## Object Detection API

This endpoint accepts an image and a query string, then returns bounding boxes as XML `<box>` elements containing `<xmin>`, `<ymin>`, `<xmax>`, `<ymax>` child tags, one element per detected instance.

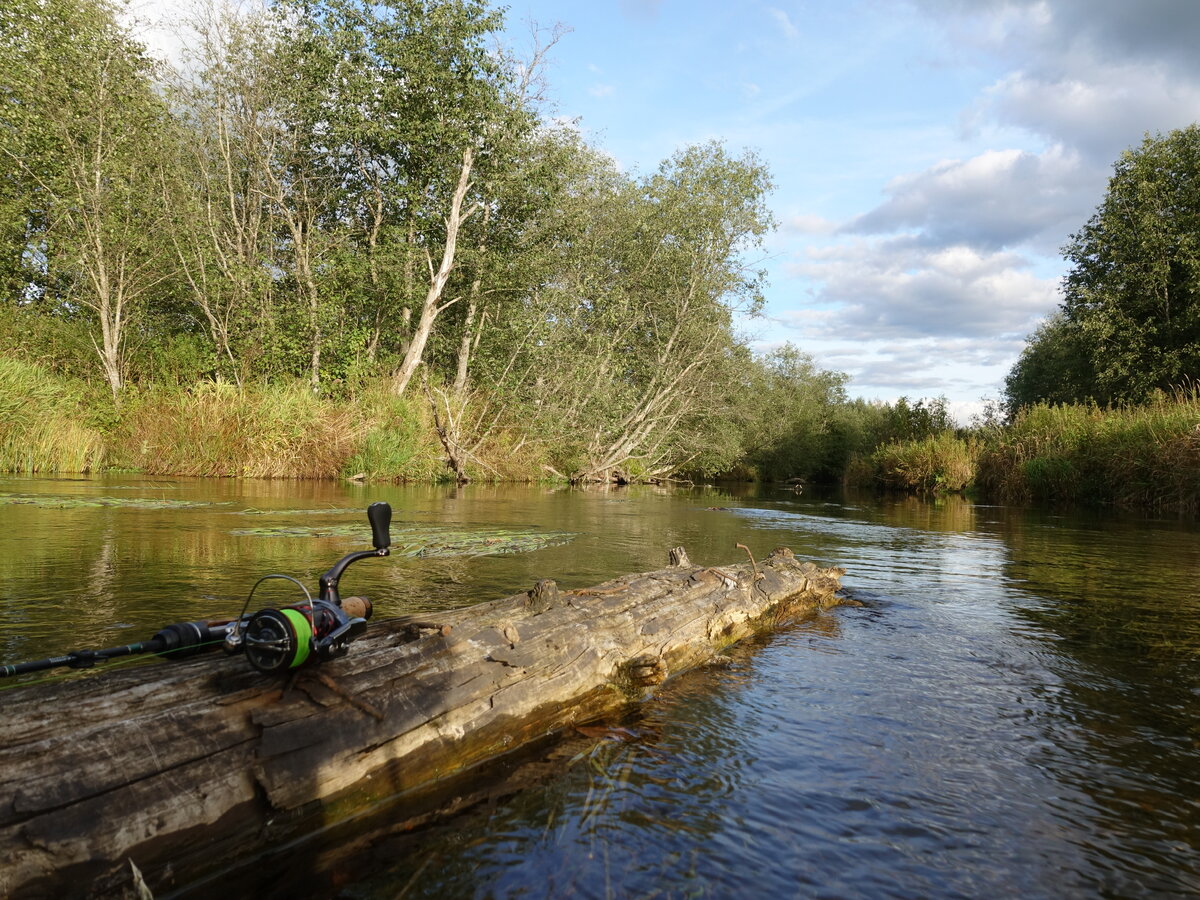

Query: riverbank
<box><xmin>6</xmin><ymin>354</ymin><xmax>1199</xmax><ymax>511</ymax></box>
<box><xmin>0</xmin><ymin>357</ymin><xmax>532</xmax><ymax>482</ymax></box>
<box><xmin>850</xmin><ymin>391</ymin><xmax>1200</xmax><ymax>514</ymax></box>
<box><xmin>0</xmin><ymin>353</ymin><xmax>891</xmax><ymax>486</ymax></box>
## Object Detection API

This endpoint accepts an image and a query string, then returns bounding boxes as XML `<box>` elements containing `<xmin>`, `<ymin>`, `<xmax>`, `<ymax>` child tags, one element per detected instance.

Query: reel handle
<box><xmin>368</xmin><ymin>501</ymin><xmax>392</xmax><ymax>550</ymax></box>
<box><xmin>318</xmin><ymin>502</ymin><xmax>392</xmax><ymax>607</ymax></box>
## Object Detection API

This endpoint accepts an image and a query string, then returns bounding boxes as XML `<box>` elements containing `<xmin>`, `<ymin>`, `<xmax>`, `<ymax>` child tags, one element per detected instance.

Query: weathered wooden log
<box><xmin>0</xmin><ymin>547</ymin><xmax>844</xmax><ymax>898</ymax></box>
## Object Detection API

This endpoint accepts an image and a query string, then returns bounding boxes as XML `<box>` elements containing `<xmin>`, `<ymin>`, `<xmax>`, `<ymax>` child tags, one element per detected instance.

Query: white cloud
<box><xmin>784</xmin><ymin>214</ymin><xmax>839</xmax><ymax>235</ymax></box>
<box><xmin>786</xmin><ymin>239</ymin><xmax>1056</xmax><ymax>341</ymax></box>
<box><xmin>767</xmin><ymin>7</ymin><xmax>800</xmax><ymax>40</ymax></box>
<box><xmin>772</xmin><ymin>0</ymin><xmax>1200</xmax><ymax>403</ymax></box>
<box><xmin>588</xmin><ymin>83</ymin><xmax>615</xmax><ymax>98</ymax></box>
<box><xmin>846</xmin><ymin>144</ymin><xmax>1099</xmax><ymax>253</ymax></box>
<box><xmin>984</xmin><ymin>66</ymin><xmax>1200</xmax><ymax>162</ymax></box>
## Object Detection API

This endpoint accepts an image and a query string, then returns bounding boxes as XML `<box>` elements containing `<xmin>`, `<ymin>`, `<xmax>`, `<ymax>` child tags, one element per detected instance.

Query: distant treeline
<box><xmin>0</xmin><ymin>0</ymin><xmax>946</xmax><ymax>484</ymax></box>
<box><xmin>3</xmin><ymin>0</ymin><xmax>1196</xmax><ymax>502</ymax></box>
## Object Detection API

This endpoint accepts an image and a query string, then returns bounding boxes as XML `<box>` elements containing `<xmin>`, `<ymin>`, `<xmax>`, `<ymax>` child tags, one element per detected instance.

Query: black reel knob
<box><xmin>243</xmin><ymin>608</ymin><xmax>313</xmax><ymax>674</ymax></box>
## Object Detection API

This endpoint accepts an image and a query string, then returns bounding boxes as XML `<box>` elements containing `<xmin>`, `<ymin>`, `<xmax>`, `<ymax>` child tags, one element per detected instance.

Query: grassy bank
<box><xmin>0</xmin><ymin>360</ymin><xmax>469</xmax><ymax>481</ymax></box>
<box><xmin>0</xmin><ymin>356</ymin><xmax>107</xmax><ymax>473</ymax></box>
<box><xmin>5</xmin><ymin>355</ymin><xmax>1198</xmax><ymax>512</ymax></box>
<box><xmin>975</xmin><ymin>393</ymin><xmax>1200</xmax><ymax>511</ymax></box>
<box><xmin>851</xmin><ymin>392</ymin><xmax>1200</xmax><ymax>513</ymax></box>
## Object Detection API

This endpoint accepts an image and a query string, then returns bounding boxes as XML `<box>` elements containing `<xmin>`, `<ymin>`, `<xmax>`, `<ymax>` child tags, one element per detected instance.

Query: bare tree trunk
<box><xmin>392</xmin><ymin>148</ymin><xmax>476</xmax><ymax>397</ymax></box>
<box><xmin>453</xmin><ymin>208</ymin><xmax>489</xmax><ymax>394</ymax></box>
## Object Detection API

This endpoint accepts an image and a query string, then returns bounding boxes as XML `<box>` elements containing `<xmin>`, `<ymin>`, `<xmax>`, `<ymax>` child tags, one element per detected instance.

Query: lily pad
<box><xmin>229</xmin><ymin>523</ymin><xmax>577</xmax><ymax>557</ymax></box>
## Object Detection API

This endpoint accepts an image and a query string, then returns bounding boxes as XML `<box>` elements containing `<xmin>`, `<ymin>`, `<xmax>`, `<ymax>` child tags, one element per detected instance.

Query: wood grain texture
<box><xmin>0</xmin><ymin>547</ymin><xmax>844</xmax><ymax>898</ymax></box>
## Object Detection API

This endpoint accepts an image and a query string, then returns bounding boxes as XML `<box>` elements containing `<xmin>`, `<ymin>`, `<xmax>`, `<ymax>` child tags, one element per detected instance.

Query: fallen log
<box><xmin>0</xmin><ymin>546</ymin><xmax>844</xmax><ymax>899</ymax></box>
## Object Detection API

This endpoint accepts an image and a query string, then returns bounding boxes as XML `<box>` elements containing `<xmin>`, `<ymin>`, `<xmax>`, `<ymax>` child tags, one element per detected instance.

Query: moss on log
<box><xmin>0</xmin><ymin>547</ymin><xmax>844</xmax><ymax>898</ymax></box>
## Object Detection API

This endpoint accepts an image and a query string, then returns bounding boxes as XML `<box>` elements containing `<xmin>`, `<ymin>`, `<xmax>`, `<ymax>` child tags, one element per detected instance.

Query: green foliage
<box><xmin>341</xmin><ymin>391</ymin><xmax>446</xmax><ymax>482</ymax></box>
<box><xmin>859</xmin><ymin>433</ymin><xmax>978</xmax><ymax>494</ymax></box>
<box><xmin>1008</xmin><ymin>125</ymin><xmax>1200</xmax><ymax>409</ymax></box>
<box><xmin>730</xmin><ymin>344</ymin><xmax>849</xmax><ymax>482</ymax></box>
<box><xmin>1</xmin><ymin>0</ymin><xmax>181</xmax><ymax>396</ymax></box>
<box><xmin>1004</xmin><ymin>313</ymin><xmax>1095</xmax><ymax>413</ymax></box>
<box><xmin>976</xmin><ymin>392</ymin><xmax>1200</xmax><ymax>511</ymax></box>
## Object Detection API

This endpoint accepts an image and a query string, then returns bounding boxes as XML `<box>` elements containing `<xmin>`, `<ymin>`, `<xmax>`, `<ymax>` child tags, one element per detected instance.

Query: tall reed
<box><xmin>120</xmin><ymin>381</ymin><xmax>364</xmax><ymax>478</ymax></box>
<box><xmin>853</xmin><ymin>431</ymin><xmax>978</xmax><ymax>494</ymax></box>
<box><xmin>976</xmin><ymin>392</ymin><xmax>1200</xmax><ymax>512</ymax></box>
<box><xmin>0</xmin><ymin>356</ymin><xmax>107</xmax><ymax>472</ymax></box>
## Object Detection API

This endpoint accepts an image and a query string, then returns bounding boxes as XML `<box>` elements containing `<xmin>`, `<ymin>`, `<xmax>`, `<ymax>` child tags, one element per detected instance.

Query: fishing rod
<box><xmin>1</xmin><ymin>501</ymin><xmax>393</xmax><ymax>679</ymax></box>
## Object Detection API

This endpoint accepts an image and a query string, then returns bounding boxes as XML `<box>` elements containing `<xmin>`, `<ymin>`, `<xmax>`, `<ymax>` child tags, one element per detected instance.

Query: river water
<box><xmin>1</xmin><ymin>476</ymin><xmax>1198</xmax><ymax>898</ymax></box>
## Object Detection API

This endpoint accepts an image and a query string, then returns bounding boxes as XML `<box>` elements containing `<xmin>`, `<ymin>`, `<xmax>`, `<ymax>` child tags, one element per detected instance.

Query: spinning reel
<box><xmin>0</xmin><ymin>502</ymin><xmax>393</xmax><ymax>680</ymax></box>
<box><xmin>225</xmin><ymin>501</ymin><xmax>392</xmax><ymax>674</ymax></box>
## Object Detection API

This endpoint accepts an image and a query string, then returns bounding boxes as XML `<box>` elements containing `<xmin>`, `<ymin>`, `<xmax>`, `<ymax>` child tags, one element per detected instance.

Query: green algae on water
<box><xmin>229</xmin><ymin>523</ymin><xmax>577</xmax><ymax>557</ymax></box>
<box><xmin>0</xmin><ymin>493</ymin><xmax>222</xmax><ymax>510</ymax></box>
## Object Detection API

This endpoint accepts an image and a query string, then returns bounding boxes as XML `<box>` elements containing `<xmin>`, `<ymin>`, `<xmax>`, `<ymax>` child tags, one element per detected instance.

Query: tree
<box><xmin>1003</xmin><ymin>312</ymin><xmax>1094</xmax><ymax>414</ymax></box>
<box><xmin>166</xmin><ymin>3</ymin><xmax>284</xmax><ymax>387</ymax></box>
<box><xmin>1</xmin><ymin>0</ymin><xmax>177</xmax><ymax>399</ymax></box>
<box><xmin>470</xmin><ymin>140</ymin><xmax>774</xmax><ymax>482</ymax></box>
<box><xmin>738</xmin><ymin>344</ymin><xmax>850</xmax><ymax>481</ymax></box>
<box><xmin>1008</xmin><ymin>125</ymin><xmax>1200</xmax><ymax>409</ymax></box>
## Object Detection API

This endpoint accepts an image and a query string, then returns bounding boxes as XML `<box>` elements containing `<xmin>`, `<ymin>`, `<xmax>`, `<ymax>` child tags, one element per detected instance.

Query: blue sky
<box><xmin>495</xmin><ymin>0</ymin><xmax>1200</xmax><ymax>419</ymax></box>
<box><xmin>134</xmin><ymin>1</ymin><xmax>1200</xmax><ymax>420</ymax></box>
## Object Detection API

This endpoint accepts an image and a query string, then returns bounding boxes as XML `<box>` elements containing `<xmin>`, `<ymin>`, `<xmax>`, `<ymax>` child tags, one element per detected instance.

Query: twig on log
<box><xmin>735</xmin><ymin>543</ymin><xmax>763</xmax><ymax>585</ymax></box>
<box><xmin>308</xmin><ymin>671</ymin><xmax>385</xmax><ymax>721</ymax></box>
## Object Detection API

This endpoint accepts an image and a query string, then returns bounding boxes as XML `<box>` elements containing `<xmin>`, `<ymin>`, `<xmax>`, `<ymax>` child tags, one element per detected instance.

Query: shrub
<box><xmin>856</xmin><ymin>432</ymin><xmax>978</xmax><ymax>494</ymax></box>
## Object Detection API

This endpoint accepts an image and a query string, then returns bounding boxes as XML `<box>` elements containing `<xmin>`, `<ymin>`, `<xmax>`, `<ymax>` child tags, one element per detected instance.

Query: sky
<box><xmin>131</xmin><ymin>1</ymin><xmax>1200</xmax><ymax>421</ymax></box>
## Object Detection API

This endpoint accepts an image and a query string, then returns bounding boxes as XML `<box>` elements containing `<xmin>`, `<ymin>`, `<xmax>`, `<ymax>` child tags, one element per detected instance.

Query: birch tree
<box><xmin>1</xmin><ymin>0</ymin><xmax>176</xmax><ymax>398</ymax></box>
<box><xmin>166</xmin><ymin>3</ymin><xmax>283</xmax><ymax>387</ymax></box>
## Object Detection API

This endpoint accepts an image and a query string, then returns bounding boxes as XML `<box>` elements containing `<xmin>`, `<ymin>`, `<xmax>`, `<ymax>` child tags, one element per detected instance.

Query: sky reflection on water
<box><xmin>1</xmin><ymin>478</ymin><xmax>1197</xmax><ymax>897</ymax></box>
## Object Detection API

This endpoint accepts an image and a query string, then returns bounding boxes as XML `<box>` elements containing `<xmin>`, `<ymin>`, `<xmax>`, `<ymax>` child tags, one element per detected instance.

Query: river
<box><xmin>1</xmin><ymin>475</ymin><xmax>1198</xmax><ymax>898</ymax></box>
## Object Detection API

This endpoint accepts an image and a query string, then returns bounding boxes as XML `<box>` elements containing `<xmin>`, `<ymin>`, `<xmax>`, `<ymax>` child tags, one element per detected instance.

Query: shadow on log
<box><xmin>0</xmin><ymin>547</ymin><xmax>844</xmax><ymax>898</ymax></box>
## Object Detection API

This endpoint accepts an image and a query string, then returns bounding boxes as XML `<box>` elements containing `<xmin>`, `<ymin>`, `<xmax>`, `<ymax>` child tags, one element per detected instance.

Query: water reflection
<box><xmin>2</xmin><ymin>477</ymin><xmax>1199</xmax><ymax>897</ymax></box>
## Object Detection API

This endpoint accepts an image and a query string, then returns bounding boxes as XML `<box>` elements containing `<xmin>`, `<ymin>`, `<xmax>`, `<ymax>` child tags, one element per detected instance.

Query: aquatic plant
<box><xmin>0</xmin><ymin>493</ymin><xmax>221</xmax><ymax>510</ymax></box>
<box><xmin>228</xmin><ymin>523</ymin><xmax>577</xmax><ymax>557</ymax></box>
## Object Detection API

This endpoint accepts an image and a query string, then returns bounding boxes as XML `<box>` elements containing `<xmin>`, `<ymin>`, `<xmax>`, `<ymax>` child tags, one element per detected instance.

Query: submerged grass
<box><xmin>229</xmin><ymin>522</ymin><xmax>577</xmax><ymax>556</ymax></box>
<box><xmin>0</xmin><ymin>492</ymin><xmax>221</xmax><ymax>510</ymax></box>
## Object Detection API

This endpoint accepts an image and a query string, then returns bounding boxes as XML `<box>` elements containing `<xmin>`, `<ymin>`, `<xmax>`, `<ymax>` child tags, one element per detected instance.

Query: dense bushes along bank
<box><xmin>849</xmin><ymin>391</ymin><xmax>1200</xmax><ymax>514</ymax></box>
<box><xmin>6</xmin><ymin>353</ymin><xmax>1197</xmax><ymax>513</ymax></box>
<box><xmin>0</xmin><ymin>355</ymin><xmax>948</xmax><ymax>485</ymax></box>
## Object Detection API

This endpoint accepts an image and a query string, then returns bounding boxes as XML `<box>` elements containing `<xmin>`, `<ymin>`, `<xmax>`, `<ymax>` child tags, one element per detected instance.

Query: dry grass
<box><xmin>120</xmin><ymin>381</ymin><xmax>364</xmax><ymax>478</ymax></box>
<box><xmin>0</xmin><ymin>356</ymin><xmax>107</xmax><ymax>473</ymax></box>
